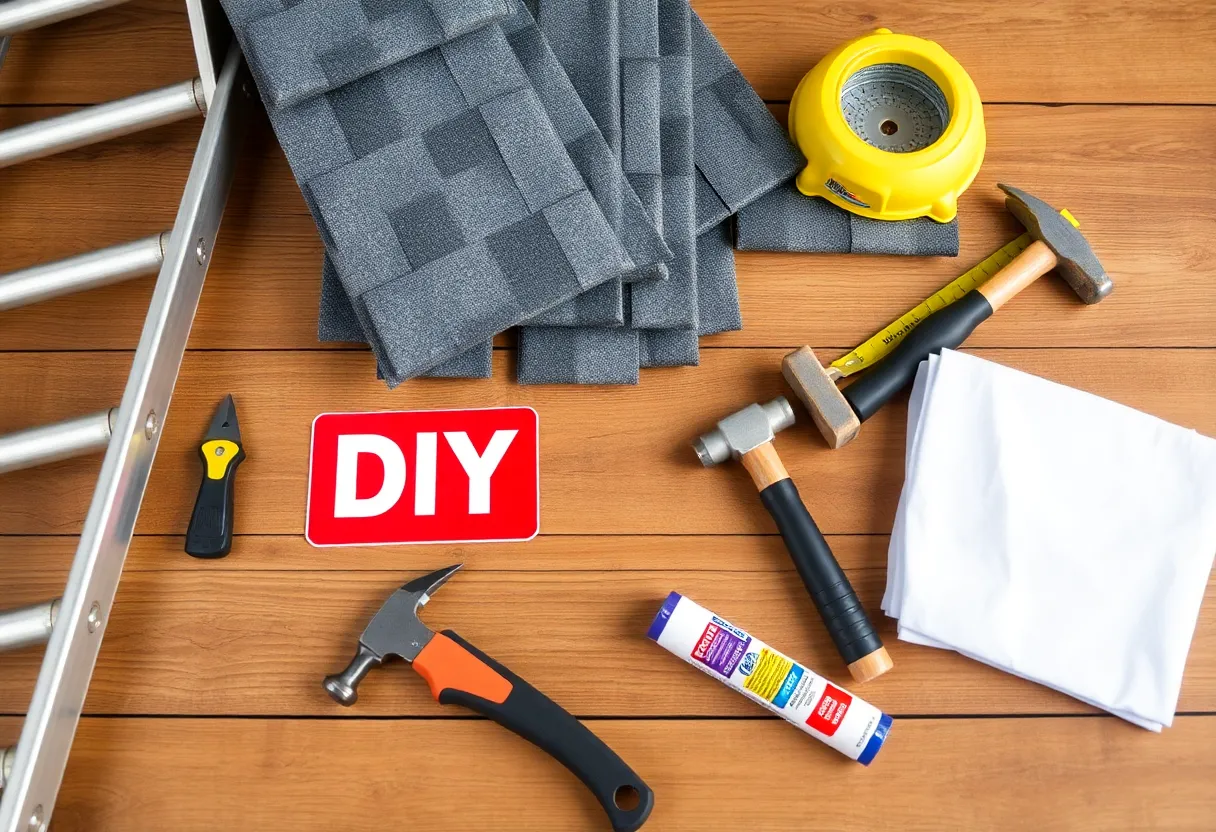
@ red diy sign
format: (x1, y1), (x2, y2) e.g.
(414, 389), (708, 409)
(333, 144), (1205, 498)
(306, 407), (539, 547)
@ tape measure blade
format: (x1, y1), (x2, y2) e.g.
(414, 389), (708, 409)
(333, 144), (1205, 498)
(828, 216), (1071, 377)
(829, 231), (1039, 377)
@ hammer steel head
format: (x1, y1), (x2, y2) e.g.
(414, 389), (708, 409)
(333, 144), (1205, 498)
(694, 398), (795, 466)
(999, 183), (1113, 304)
(782, 346), (861, 449)
(323, 564), (462, 706)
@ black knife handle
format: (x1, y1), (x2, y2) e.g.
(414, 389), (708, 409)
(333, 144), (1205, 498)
(185, 440), (244, 558)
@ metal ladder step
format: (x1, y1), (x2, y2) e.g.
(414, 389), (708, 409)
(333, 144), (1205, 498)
(0, 601), (59, 808)
(0, 0), (132, 34)
(0, 79), (206, 168)
(0, 0), (248, 826)
(0, 410), (116, 474)
(0, 233), (169, 312)
(0, 602), (59, 654)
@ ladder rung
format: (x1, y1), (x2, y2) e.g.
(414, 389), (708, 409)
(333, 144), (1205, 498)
(0, 409), (115, 474)
(0, 602), (58, 653)
(0, 0), (131, 35)
(0, 233), (168, 311)
(0, 78), (204, 169)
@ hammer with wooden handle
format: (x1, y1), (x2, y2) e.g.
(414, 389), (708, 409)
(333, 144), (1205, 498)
(784, 184), (1114, 449)
(694, 398), (893, 683)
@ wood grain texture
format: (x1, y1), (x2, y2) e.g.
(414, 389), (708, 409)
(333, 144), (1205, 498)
(0, 349), (1211, 537)
(0, 548), (1212, 717)
(2, 1), (1215, 828)
(0, 0), (196, 105)
(1, 716), (1211, 831)
(4, 533), (885, 574)
(4, 0), (1215, 105)
(3, 106), (1215, 351)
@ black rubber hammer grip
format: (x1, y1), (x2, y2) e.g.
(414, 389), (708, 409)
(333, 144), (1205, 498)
(843, 288), (994, 421)
(695, 400), (893, 683)
(759, 477), (891, 683)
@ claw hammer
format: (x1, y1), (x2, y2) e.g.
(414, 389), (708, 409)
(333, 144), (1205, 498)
(694, 398), (893, 683)
(325, 565), (654, 832)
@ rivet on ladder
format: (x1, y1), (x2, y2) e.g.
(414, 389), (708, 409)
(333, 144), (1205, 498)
(86, 603), (101, 634)
(27, 805), (44, 832)
(195, 236), (209, 265)
(144, 410), (159, 440)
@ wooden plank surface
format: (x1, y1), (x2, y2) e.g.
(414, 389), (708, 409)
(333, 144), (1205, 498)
(1, 543), (1214, 716)
(0, 716), (1211, 831)
(0, 349), (1211, 537)
(3, 0), (1216, 105)
(3, 0), (1215, 829)
(3, 105), (1215, 351)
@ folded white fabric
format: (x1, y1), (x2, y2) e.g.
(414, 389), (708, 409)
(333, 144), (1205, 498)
(884, 349), (1216, 731)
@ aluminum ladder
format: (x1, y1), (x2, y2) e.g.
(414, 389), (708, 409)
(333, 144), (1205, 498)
(0, 2), (250, 828)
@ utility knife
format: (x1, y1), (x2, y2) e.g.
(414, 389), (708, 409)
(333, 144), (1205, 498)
(185, 394), (245, 558)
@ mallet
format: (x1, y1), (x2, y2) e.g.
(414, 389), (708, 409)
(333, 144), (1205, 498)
(694, 398), (893, 683)
(784, 184), (1114, 449)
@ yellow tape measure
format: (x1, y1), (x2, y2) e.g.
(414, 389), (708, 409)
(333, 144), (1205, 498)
(830, 209), (1080, 377)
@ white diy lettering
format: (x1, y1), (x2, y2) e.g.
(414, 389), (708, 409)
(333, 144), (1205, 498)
(443, 430), (518, 515)
(333, 434), (406, 519)
(414, 432), (437, 516)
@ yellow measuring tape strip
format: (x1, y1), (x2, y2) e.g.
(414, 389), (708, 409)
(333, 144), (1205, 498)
(830, 209), (1080, 377)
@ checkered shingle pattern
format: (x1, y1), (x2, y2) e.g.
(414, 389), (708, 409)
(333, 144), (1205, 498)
(318, 256), (494, 379)
(221, 0), (512, 110)
(735, 182), (961, 256)
(634, 0), (696, 332)
(690, 12), (803, 234)
(518, 0), (706, 383)
(694, 218), (741, 336)
(292, 23), (623, 381)
(522, 0), (670, 331)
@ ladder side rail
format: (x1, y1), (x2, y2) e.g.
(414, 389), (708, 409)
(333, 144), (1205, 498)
(0, 45), (250, 832)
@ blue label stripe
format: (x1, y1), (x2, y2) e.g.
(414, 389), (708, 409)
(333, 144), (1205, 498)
(771, 665), (804, 709)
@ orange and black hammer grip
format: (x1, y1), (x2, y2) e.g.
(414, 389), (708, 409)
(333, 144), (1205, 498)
(413, 630), (654, 832)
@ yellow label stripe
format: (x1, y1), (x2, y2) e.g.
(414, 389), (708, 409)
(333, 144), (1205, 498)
(742, 649), (794, 702)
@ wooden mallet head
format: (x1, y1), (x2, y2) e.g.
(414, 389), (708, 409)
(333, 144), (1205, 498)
(782, 347), (859, 450)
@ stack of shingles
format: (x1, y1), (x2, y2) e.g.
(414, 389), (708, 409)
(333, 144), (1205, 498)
(220, 0), (803, 386)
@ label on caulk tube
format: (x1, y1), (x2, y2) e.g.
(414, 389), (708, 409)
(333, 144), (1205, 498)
(647, 592), (892, 764)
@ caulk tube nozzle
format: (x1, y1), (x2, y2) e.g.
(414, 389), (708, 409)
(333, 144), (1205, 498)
(647, 593), (892, 764)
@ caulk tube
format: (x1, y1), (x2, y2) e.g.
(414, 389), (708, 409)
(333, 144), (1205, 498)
(647, 592), (892, 764)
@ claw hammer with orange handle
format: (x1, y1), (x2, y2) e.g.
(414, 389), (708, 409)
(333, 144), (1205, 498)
(324, 564), (654, 832)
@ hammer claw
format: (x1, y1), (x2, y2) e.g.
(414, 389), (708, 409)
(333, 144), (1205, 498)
(402, 563), (463, 598)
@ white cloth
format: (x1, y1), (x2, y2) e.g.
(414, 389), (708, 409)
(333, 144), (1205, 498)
(883, 349), (1216, 731)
